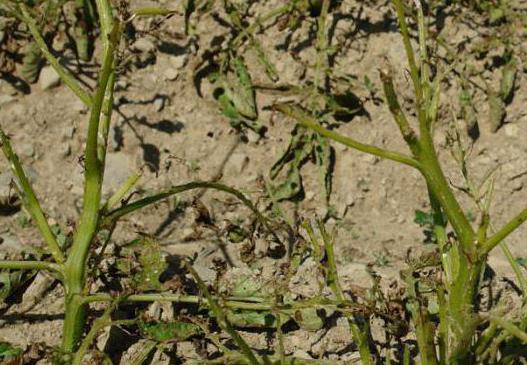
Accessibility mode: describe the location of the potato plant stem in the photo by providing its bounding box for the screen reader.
[274,103,421,169]
[0,129,65,263]
[0,260,61,272]
[18,3,93,107]
[62,0,117,355]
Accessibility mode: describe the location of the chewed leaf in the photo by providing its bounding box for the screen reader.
[119,237,167,291]
[138,320,202,341]
[414,210,434,227]
[270,126,310,179]
[500,58,517,103]
[459,88,478,137]
[271,166,303,201]
[0,269,34,302]
[231,275,265,298]
[227,57,257,119]
[294,308,324,331]
[226,310,277,328]
[20,40,43,84]
[212,58,264,134]
[0,341,23,363]
[488,91,505,133]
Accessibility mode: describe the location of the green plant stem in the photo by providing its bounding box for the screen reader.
[102,171,142,212]
[314,0,330,91]
[317,221,377,365]
[392,0,422,105]
[0,129,65,264]
[379,69,420,154]
[481,206,527,255]
[231,4,291,48]
[275,103,421,169]
[62,1,117,354]
[72,303,114,365]
[131,7,178,19]
[18,3,93,107]
[65,20,118,295]
[186,262,262,365]
[104,181,269,232]
[0,260,61,272]
[403,270,439,365]
[83,292,364,313]
[489,315,527,343]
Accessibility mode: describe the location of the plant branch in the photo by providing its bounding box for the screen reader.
[82,292,364,313]
[275,103,421,169]
[0,260,61,273]
[66,20,121,293]
[380,67,420,154]
[0,129,65,263]
[103,181,270,232]
[482,206,527,255]
[18,3,93,107]
[186,262,262,365]
[392,0,422,105]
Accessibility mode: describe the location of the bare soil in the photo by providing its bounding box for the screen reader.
[0,0,526,363]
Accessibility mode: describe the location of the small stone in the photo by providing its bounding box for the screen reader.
[115,80,129,91]
[153,97,165,112]
[62,126,76,140]
[19,143,35,158]
[0,94,15,106]
[228,153,249,174]
[103,153,133,197]
[246,130,261,143]
[133,38,156,53]
[71,98,88,113]
[292,350,313,360]
[170,54,188,69]
[39,66,61,90]
[163,68,179,81]
[504,123,519,137]
[61,143,71,157]
[305,190,315,201]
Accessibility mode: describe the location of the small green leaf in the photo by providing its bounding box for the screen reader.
[231,275,265,298]
[20,40,43,84]
[225,310,277,328]
[0,341,23,363]
[294,308,324,331]
[118,237,167,291]
[500,58,517,102]
[271,167,303,201]
[488,91,506,133]
[459,88,478,135]
[414,210,434,227]
[227,225,249,243]
[138,320,202,341]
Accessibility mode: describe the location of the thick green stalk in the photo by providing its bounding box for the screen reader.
[418,132,476,257]
[62,2,117,354]
[317,222,377,365]
[65,21,117,296]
